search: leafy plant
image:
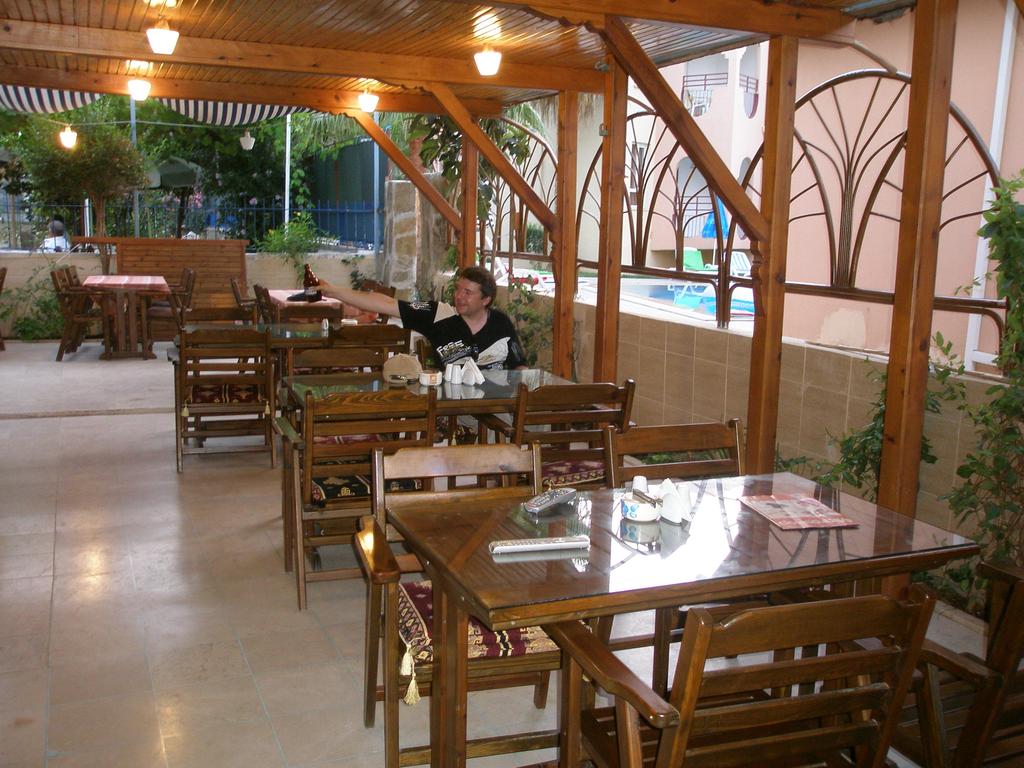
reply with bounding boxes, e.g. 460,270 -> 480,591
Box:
944,172 -> 1024,604
816,336 -> 965,501
505,274 -> 551,368
0,262 -> 64,340
260,213 -> 321,283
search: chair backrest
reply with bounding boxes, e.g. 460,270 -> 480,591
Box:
50,267 -> 89,316
252,284 -> 278,324
177,327 -> 273,405
289,346 -> 387,376
0,266 -> 6,294
359,279 -> 397,297
510,380 -> 634,485
327,323 -> 410,356
371,442 -> 543,528
301,389 -> 437,509
605,419 -> 743,486
659,586 -> 935,768
230,275 -> 251,307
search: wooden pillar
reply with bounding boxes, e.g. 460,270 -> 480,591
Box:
592,57 -> 627,383
553,91 -> 579,379
745,37 -> 798,473
460,137 -> 478,270
878,0 -> 958,516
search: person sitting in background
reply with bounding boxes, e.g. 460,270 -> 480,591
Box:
40,219 -> 70,253
319,265 -> 527,370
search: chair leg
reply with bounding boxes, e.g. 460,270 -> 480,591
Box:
56,322 -> 72,361
533,671 -> 551,709
293,471 -> 308,610
281,443 -> 294,573
364,580 -> 383,727
383,582 -> 401,768
175,409 -> 184,473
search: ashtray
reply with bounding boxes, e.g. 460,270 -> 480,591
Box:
385,374 -> 411,387
287,290 -> 322,302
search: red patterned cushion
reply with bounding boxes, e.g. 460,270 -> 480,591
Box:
312,433 -> 380,445
398,580 -> 557,664
188,383 -> 262,404
542,459 -> 605,487
311,469 -> 419,506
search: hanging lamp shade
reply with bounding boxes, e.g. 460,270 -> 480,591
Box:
59,125 -> 77,149
146,17 -> 179,55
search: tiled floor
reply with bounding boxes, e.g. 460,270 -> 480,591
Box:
0,340 -> 983,767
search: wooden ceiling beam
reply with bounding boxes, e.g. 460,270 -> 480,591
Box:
598,15 -> 770,244
0,18 -> 603,93
343,109 -> 463,233
0,64 -> 504,116
427,81 -> 557,232
483,1 -> 848,38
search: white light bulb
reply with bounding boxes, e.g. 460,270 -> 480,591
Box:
127,78 -> 152,101
357,90 -> 379,113
146,17 -> 179,55
59,125 -> 77,149
474,48 -> 502,77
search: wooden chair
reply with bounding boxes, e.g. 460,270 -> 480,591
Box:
230,275 -> 257,318
277,388 -> 436,608
604,419 -> 744,487
354,442 -> 561,768
0,266 -> 6,351
173,327 -> 275,472
485,380 -> 635,488
51,266 -> 105,361
148,267 -> 196,336
550,585 -> 936,768
893,561 -> 1024,768
327,323 -> 410,356
252,283 -> 279,324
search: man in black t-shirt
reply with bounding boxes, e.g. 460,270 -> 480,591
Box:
319,266 -> 527,370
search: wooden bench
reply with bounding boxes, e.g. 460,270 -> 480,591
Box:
115,238 -> 248,310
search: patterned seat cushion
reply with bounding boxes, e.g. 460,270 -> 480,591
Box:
187,383 -> 262,404
398,580 -> 557,664
311,465 -> 420,505
542,459 -> 606,487
311,433 -> 380,446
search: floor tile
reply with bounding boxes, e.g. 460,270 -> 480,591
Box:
254,661 -> 359,719
162,719 -> 284,768
46,738 -> 167,768
50,652 -> 152,705
148,640 -> 250,692
155,677 -> 266,738
270,705 -> 369,766
0,635 -> 48,675
241,627 -> 339,675
48,691 -> 160,753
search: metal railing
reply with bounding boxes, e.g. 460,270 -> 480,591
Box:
0,196 -> 382,250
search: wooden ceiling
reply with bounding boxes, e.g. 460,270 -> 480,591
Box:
0,0 -> 909,113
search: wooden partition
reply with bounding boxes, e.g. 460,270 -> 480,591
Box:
115,239 -> 248,309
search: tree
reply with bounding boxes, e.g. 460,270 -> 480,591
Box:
2,103 -> 145,236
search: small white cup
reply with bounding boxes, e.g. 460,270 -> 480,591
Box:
632,475 -> 649,494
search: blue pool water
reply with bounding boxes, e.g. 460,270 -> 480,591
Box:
620,281 -> 754,316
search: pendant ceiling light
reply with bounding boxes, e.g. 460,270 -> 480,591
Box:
146,16 -> 179,55
127,78 -> 152,101
474,47 -> 502,77
357,90 -> 379,113
59,125 -> 77,149
239,129 -> 255,151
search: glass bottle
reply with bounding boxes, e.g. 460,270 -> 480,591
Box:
303,264 -> 321,300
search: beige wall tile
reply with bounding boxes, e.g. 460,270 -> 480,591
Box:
616,341 -> 640,385
618,312 -> 641,347
777,390 -> 803,450
692,361 -> 727,421
664,352 -> 695,417
919,412 -> 961,498
849,358 -> 885,401
636,395 -> 665,426
799,386 -> 847,459
805,347 -> 852,395
727,332 -> 752,370
845,397 -> 877,434
725,366 -> 750,423
780,344 -> 805,384
633,347 -> 666,404
639,316 -> 668,353
916,491 -> 954,530
694,327 -> 729,364
665,321 -> 695,357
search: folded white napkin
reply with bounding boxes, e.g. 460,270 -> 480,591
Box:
659,479 -> 693,525
463,358 -> 485,385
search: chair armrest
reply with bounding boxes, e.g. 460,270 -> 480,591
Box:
978,560 -> 1024,585
353,517 -> 401,585
273,416 -> 303,446
545,620 -> 680,730
919,639 -> 1002,690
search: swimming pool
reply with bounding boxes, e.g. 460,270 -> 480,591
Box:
619,279 -> 755,316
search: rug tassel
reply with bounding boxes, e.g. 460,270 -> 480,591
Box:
181,405 -> 189,418
401,637 -> 420,705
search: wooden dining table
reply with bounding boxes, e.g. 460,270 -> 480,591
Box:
267,289 -> 377,323
82,274 -> 170,359
383,472 -> 979,767
285,367 -> 571,417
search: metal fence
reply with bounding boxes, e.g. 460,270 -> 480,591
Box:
0,194 -> 382,250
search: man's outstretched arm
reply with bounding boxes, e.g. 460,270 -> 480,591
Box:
318,281 -> 401,317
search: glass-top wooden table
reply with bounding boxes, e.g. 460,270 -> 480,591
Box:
285,368 -> 571,416
384,472 -> 978,767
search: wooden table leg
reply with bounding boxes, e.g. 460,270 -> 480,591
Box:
139,295 -> 156,359
430,576 -> 468,767
558,651 -> 582,767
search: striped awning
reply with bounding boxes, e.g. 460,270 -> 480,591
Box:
157,99 -> 310,126
0,85 -> 100,114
